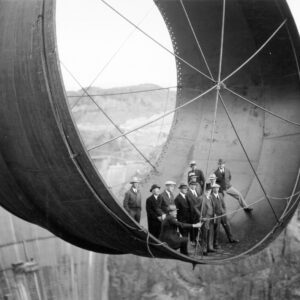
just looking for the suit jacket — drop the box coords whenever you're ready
[211,192,226,216]
[187,189,200,221]
[158,190,175,214]
[175,193,192,223]
[214,167,232,192]
[123,188,142,212]
[194,194,215,219]
[146,194,164,223]
[187,168,205,189]
[159,215,192,249]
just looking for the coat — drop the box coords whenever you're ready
[146,195,164,237]
[158,190,175,214]
[194,194,215,229]
[186,189,201,222]
[123,188,142,212]
[211,192,226,216]
[214,167,232,192]
[187,168,205,189]
[159,215,192,249]
[174,193,192,223]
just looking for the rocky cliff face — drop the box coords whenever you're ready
[107,212,300,300]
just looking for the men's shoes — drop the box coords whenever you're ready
[244,207,253,213]
[214,245,221,249]
[229,239,239,243]
[207,248,216,253]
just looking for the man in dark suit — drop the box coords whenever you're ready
[123,177,142,223]
[159,205,202,256]
[174,183,192,239]
[158,180,176,214]
[211,183,239,249]
[187,161,205,193]
[187,181,201,245]
[194,183,216,255]
[146,184,166,238]
[214,158,253,212]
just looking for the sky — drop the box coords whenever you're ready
[56,0,300,91]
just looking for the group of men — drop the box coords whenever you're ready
[123,159,253,256]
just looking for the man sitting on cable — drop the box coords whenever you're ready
[214,159,253,213]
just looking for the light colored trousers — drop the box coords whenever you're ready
[225,186,248,208]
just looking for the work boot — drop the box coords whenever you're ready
[244,207,253,213]
[229,239,239,243]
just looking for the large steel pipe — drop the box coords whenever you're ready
[0,0,299,264]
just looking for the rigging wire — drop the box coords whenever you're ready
[224,86,300,127]
[60,61,158,171]
[221,19,287,83]
[98,0,215,83]
[179,0,215,80]
[68,86,178,99]
[218,93,280,223]
[88,84,218,151]
[70,6,155,110]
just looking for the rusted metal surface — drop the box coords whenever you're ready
[0,0,299,268]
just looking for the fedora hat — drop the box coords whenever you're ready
[165,180,176,186]
[150,184,160,192]
[209,173,217,180]
[130,177,140,184]
[211,183,220,188]
[205,183,212,191]
[178,183,188,189]
[167,204,178,213]
[218,158,226,165]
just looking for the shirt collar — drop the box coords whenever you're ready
[180,192,186,198]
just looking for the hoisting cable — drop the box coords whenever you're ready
[88,84,218,151]
[98,0,215,83]
[218,93,280,223]
[70,6,154,110]
[280,167,300,219]
[60,61,158,172]
[69,86,179,99]
[221,19,287,84]
[179,0,215,80]
[224,86,300,127]
[205,0,226,177]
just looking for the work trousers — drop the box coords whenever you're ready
[200,220,214,252]
[213,216,234,247]
[127,208,141,223]
[225,186,248,208]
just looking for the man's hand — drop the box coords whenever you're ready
[193,222,203,228]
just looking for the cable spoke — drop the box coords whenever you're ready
[225,86,300,127]
[179,0,215,80]
[70,6,154,109]
[205,89,219,176]
[88,84,218,152]
[98,0,215,83]
[68,86,178,99]
[60,61,158,171]
[221,19,286,83]
[218,0,226,82]
[218,93,280,222]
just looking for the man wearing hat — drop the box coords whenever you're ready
[123,177,142,223]
[175,183,192,239]
[187,161,205,194]
[146,184,166,238]
[158,180,176,214]
[187,181,201,246]
[211,183,238,248]
[214,159,253,212]
[159,205,202,256]
[194,183,216,254]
